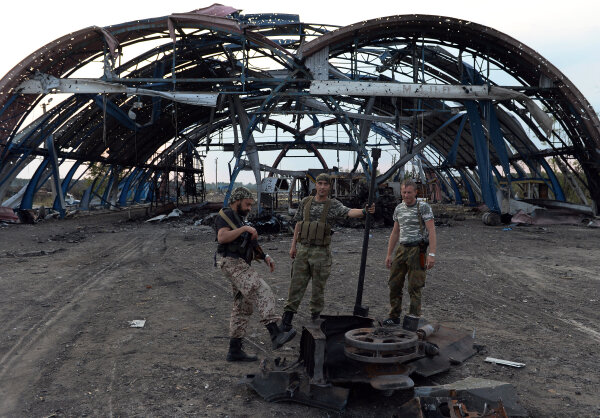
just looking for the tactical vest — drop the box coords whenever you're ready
[297,196,332,246]
[216,209,247,258]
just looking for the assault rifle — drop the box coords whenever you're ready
[239,231,266,264]
[218,208,268,265]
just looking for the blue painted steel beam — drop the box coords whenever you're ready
[443,114,467,166]
[444,168,463,205]
[21,159,50,210]
[53,160,83,210]
[92,95,137,130]
[224,73,300,207]
[539,158,566,201]
[461,63,499,212]
[0,148,35,190]
[79,177,98,211]
[483,101,511,177]
[101,167,117,207]
[46,135,66,217]
[464,100,500,212]
[1,96,78,164]
[118,168,136,206]
[457,169,476,205]
[93,165,112,206]
[133,169,153,203]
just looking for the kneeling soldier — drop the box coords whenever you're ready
[215,187,296,362]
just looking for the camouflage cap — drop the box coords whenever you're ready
[315,173,331,183]
[230,186,254,202]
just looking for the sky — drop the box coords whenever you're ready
[2,0,599,183]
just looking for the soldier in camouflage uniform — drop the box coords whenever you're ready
[280,173,375,331]
[215,187,296,362]
[384,179,437,325]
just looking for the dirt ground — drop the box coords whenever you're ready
[1,204,599,417]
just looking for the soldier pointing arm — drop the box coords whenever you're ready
[281,173,375,331]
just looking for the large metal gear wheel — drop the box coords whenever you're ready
[343,327,419,364]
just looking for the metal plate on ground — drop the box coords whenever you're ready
[410,324,476,377]
[243,371,350,412]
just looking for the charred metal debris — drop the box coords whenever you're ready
[242,316,527,416]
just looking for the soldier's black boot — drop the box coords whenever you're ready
[266,322,296,350]
[281,311,294,332]
[226,338,258,362]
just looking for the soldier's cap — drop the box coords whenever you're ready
[230,186,254,203]
[315,173,331,183]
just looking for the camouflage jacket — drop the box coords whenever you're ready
[392,201,434,244]
[293,197,350,224]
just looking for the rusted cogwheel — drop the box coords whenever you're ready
[344,345,420,364]
[343,327,419,364]
[344,327,418,350]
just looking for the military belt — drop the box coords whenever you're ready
[400,241,421,247]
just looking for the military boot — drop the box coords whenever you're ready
[226,338,258,362]
[281,311,294,332]
[311,312,320,322]
[266,322,296,350]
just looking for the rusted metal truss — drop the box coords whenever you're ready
[0,11,598,214]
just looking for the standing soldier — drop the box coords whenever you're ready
[384,179,437,326]
[281,173,375,331]
[215,187,296,362]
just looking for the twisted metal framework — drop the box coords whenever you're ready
[0,10,598,216]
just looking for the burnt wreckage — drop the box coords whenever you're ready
[244,150,526,415]
[0,6,593,415]
[0,6,599,218]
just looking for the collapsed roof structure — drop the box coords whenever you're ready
[1,5,599,216]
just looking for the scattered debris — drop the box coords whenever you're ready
[0,206,19,223]
[397,396,510,417]
[146,214,167,223]
[17,209,37,224]
[511,208,586,226]
[129,320,146,328]
[588,219,600,228]
[166,208,183,219]
[485,357,525,368]
[244,316,477,411]
[249,213,292,235]
[482,211,501,226]
[414,377,527,416]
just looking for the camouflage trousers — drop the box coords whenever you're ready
[216,255,279,338]
[388,245,427,318]
[284,243,332,315]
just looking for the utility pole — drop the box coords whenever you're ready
[42,99,58,202]
[215,157,218,193]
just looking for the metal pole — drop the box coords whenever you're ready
[353,148,381,317]
[215,157,218,193]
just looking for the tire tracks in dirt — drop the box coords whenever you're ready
[0,236,145,416]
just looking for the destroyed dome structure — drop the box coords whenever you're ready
[1,7,599,216]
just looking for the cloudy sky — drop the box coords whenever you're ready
[2,0,598,182]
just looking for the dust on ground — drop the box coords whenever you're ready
[0,205,599,417]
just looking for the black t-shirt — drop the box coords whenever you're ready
[214,208,244,233]
[215,208,246,258]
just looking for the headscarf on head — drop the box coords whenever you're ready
[230,186,254,203]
